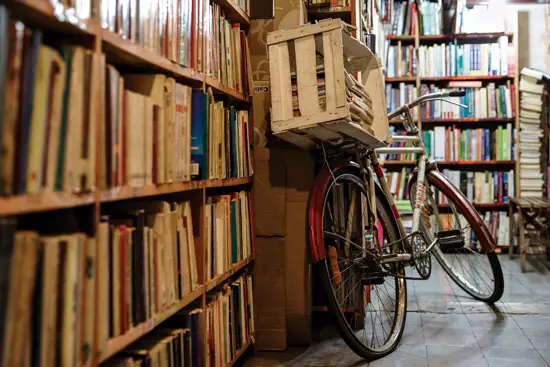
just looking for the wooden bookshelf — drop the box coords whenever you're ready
[385,77,417,83]
[438,202,509,209]
[213,0,251,28]
[228,337,254,366]
[387,32,513,42]
[421,118,516,125]
[206,256,254,292]
[0,1,256,366]
[381,160,516,166]
[99,285,205,363]
[0,191,96,216]
[420,75,515,82]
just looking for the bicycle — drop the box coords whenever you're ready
[306,90,505,360]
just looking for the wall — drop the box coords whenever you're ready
[506,4,549,71]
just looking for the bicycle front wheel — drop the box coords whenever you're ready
[409,170,504,303]
[310,169,407,360]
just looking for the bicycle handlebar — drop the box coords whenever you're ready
[388,89,466,120]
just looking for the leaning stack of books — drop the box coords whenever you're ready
[518,68,547,197]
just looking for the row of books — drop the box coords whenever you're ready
[0,224,98,367]
[100,200,199,339]
[205,274,255,366]
[385,83,419,119]
[379,127,418,162]
[438,169,515,204]
[419,83,515,120]
[518,68,546,198]
[422,125,515,162]
[417,40,513,78]
[307,1,351,6]
[205,2,250,95]
[205,191,253,281]
[437,211,511,250]
[386,44,416,78]
[98,0,249,76]
[0,21,98,196]
[389,1,441,36]
[103,69,252,188]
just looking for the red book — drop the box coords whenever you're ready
[410,3,417,35]
[190,0,197,69]
[152,105,158,184]
[498,172,503,202]
[510,83,516,116]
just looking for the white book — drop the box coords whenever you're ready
[434,126,445,161]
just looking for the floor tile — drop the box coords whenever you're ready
[481,347,542,360]
[427,358,489,367]
[486,358,548,367]
[369,356,428,367]
[426,345,484,359]
[472,327,534,349]
[538,349,550,365]
[423,327,478,347]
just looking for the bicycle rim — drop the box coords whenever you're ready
[409,176,504,303]
[314,171,406,359]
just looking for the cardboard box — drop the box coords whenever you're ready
[253,148,286,236]
[285,201,312,345]
[254,237,287,350]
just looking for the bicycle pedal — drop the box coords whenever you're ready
[437,229,465,250]
[362,274,385,285]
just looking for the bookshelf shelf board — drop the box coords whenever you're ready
[206,256,253,292]
[99,285,205,363]
[228,338,253,367]
[101,177,252,203]
[0,191,95,216]
[307,6,352,17]
[387,32,513,42]
[438,202,509,209]
[381,160,516,166]
[213,0,250,28]
[421,75,515,82]
[385,77,417,83]
[421,118,516,124]
[101,29,204,83]
[7,0,98,36]
[206,76,251,103]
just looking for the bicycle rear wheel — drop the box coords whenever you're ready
[409,170,504,303]
[310,169,407,360]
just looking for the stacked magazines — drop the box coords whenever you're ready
[290,65,374,133]
[518,67,549,198]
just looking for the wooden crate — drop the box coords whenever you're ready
[267,19,390,149]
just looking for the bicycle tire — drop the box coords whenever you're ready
[409,170,504,303]
[310,169,407,360]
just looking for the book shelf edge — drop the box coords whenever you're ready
[99,285,205,363]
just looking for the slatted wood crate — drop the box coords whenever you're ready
[267,19,390,149]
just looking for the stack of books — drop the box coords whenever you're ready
[438,212,511,249]
[422,125,514,162]
[0,23,98,196]
[345,70,375,130]
[419,83,515,120]
[205,191,253,281]
[205,274,255,366]
[386,167,414,201]
[518,67,547,197]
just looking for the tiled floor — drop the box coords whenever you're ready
[245,256,550,367]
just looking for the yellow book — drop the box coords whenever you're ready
[26,45,53,193]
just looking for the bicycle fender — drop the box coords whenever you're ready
[307,161,359,263]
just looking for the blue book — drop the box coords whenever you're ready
[190,91,208,180]
[17,30,42,194]
[56,48,73,191]
[503,172,508,202]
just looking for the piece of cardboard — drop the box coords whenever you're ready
[285,201,311,345]
[253,148,286,236]
[254,237,287,351]
[284,150,314,203]
[252,81,271,147]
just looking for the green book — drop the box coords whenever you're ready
[497,125,503,160]
[399,168,407,200]
[55,48,73,191]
